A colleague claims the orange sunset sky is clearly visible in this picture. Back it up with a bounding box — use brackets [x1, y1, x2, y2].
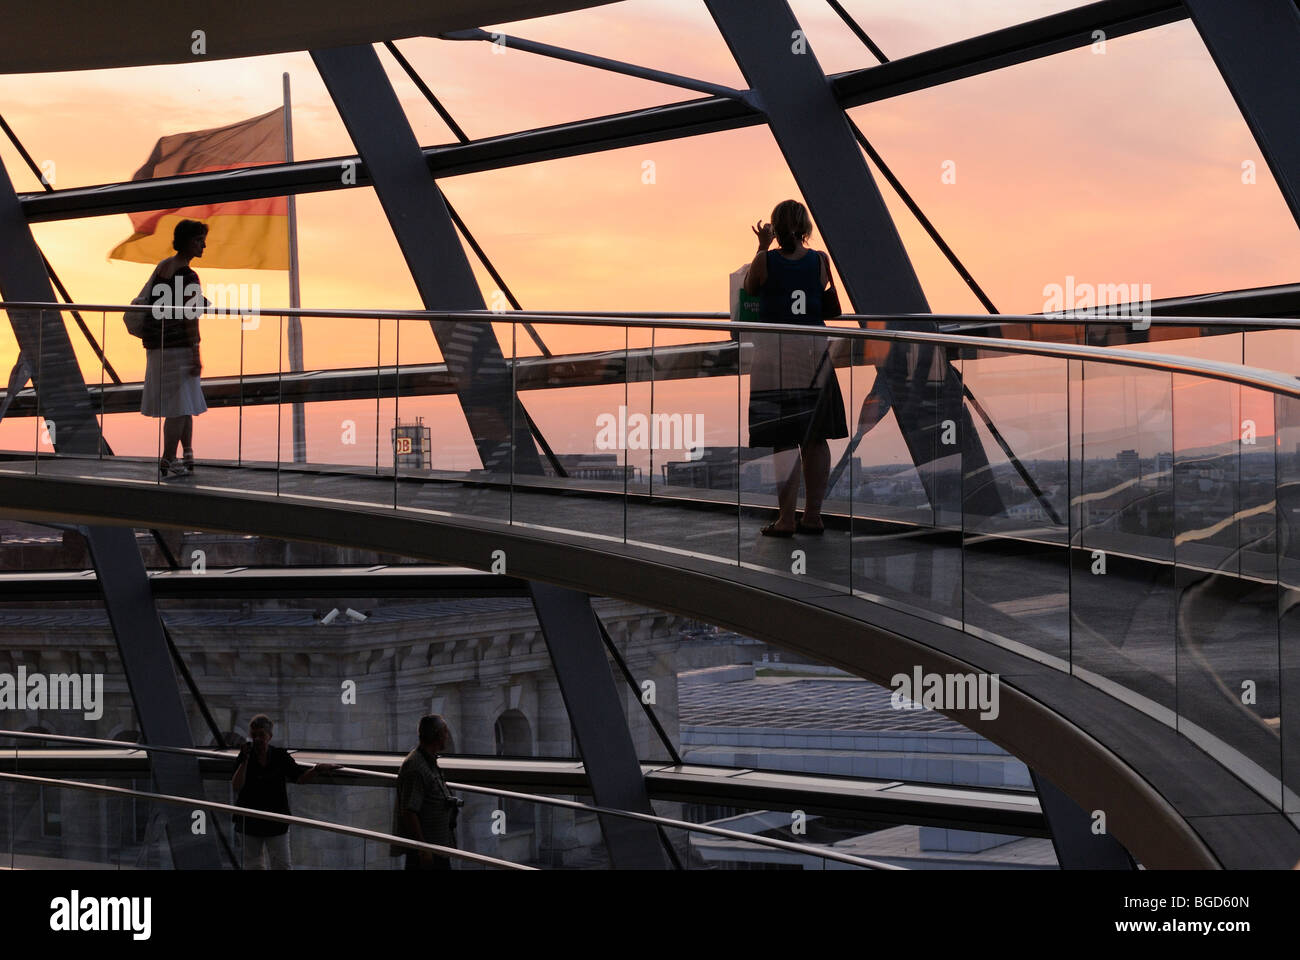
[0, 0, 1297, 466]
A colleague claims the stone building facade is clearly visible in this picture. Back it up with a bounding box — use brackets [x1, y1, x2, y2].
[0, 523, 745, 868]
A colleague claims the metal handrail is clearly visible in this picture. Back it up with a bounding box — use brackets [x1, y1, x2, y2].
[0, 729, 897, 870]
[0, 768, 529, 870]
[5, 303, 1300, 399]
[2, 300, 1298, 328]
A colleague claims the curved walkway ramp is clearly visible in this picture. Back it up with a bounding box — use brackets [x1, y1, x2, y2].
[5, 316, 1300, 868]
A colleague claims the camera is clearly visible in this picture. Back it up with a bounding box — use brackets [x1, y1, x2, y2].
[448, 796, 464, 832]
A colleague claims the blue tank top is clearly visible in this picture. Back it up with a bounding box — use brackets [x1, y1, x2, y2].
[758, 248, 824, 326]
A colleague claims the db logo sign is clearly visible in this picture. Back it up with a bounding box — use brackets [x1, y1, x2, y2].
[395, 437, 413, 455]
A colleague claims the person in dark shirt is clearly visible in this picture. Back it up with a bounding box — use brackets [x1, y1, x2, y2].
[140, 218, 210, 479]
[231, 714, 338, 869]
[742, 199, 848, 537]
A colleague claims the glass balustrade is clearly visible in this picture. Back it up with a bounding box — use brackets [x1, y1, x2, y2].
[2, 302, 1298, 817]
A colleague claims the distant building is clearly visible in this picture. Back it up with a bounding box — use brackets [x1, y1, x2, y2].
[662, 447, 765, 490]
[1156, 451, 1174, 486]
[391, 417, 431, 469]
[555, 453, 641, 482]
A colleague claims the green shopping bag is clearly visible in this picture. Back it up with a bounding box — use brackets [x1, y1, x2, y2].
[730, 263, 760, 340]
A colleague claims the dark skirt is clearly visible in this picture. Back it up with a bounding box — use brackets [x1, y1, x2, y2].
[749, 374, 849, 449]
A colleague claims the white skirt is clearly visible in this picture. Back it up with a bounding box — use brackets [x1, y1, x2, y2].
[141, 347, 207, 418]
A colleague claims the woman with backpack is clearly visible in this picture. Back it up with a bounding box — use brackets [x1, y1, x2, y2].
[134, 218, 209, 479]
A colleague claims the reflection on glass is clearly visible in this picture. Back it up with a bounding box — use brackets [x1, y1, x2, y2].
[1070, 362, 1176, 715]
[962, 349, 1068, 664]
[627, 325, 739, 564]
[738, 326, 851, 590]
[10, 301, 1300, 827]
[509, 320, 628, 540]
[1173, 374, 1280, 805]
[1276, 393, 1300, 815]
[849, 340, 962, 624]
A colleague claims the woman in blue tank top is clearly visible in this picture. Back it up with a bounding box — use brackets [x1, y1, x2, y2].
[742, 199, 848, 536]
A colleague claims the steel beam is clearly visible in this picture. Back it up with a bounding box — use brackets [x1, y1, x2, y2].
[528, 581, 669, 868]
[0, 157, 218, 868]
[703, 0, 1001, 518]
[0, 161, 101, 453]
[833, 0, 1185, 108]
[1031, 770, 1135, 869]
[311, 44, 663, 867]
[0, 1, 619, 75]
[0, 112, 121, 384]
[1182, 0, 1300, 230]
[705, 0, 924, 313]
[440, 27, 752, 102]
[18, 1, 1188, 225]
[826, 0, 890, 63]
[80, 526, 222, 869]
[310, 43, 541, 475]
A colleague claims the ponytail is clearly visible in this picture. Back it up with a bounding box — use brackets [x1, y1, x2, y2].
[770, 199, 812, 253]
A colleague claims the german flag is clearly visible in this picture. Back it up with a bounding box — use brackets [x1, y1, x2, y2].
[109, 107, 288, 270]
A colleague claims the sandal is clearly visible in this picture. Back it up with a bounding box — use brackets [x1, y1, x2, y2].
[159, 459, 190, 480]
[760, 522, 795, 538]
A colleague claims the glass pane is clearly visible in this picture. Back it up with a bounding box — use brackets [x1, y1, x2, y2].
[510, 320, 628, 540]
[739, 328, 851, 591]
[234, 310, 285, 481]
[850, 339, 962, 624]
[1173, 372, 1281, 806]
[626, 324, 738, 563]
[0, 307, 38, 472]
[1070, 361, 1176, 716]
[961, 348, 1069, 665]
[793, 0, 1088, 68]
[1276, 392, 1300, 816]
[394, 316, 508, 524]
[271, 313, 397, 511]
[678, 653, 1030, 789]
[1244, 327, 1300, 379]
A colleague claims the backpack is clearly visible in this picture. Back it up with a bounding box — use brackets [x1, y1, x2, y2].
[123, 267, 161, 339]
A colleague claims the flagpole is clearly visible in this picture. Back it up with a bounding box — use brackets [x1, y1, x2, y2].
[283, 71, 306, 463]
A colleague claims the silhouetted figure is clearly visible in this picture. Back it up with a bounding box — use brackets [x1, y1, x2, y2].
[392, 714, 460, 870]
[743, 199, 848, 536]
[231, 713, 338, 869]
[140, 218, 209, 479]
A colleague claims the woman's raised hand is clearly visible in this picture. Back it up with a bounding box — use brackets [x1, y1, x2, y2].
[751, 220, 775, 249]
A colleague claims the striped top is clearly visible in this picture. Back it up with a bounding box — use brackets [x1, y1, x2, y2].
[392, 747, 455, 854]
